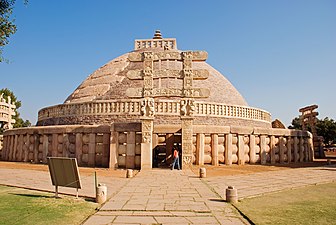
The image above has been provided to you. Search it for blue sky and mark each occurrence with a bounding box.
[1,0,335,126]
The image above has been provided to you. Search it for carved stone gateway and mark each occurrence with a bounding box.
[0,94,16,130]
[127,31,210,168]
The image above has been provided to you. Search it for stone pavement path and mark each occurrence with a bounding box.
[204,165,336,200]
[83,169,248,225]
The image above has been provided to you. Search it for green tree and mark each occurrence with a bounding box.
[0,0,17,62]
[0,0,27,62]
[0,88,31,133]
[288,117,301,130]
[289,116,336,146]
[316,117,336,146]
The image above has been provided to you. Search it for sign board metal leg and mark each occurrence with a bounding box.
[55,185,58,198]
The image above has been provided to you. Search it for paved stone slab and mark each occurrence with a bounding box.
[204,165,336,200]
[93,169,247,224]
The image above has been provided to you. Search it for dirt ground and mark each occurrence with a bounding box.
[0,161,129,178]
[0,160,333,178]
[190,160,333,177]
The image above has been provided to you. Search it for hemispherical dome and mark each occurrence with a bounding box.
[37,32,271,128]
[64,51,248,107]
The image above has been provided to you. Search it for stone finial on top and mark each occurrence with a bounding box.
[153,30,162,39]
[134,30,177,50]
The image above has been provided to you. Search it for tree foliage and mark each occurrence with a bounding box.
[0,0,27,62]
[316,117,336,146]
[0,0,17,62]
[288,117,301,130]
[0,88,31,133]
[289,116,336,146]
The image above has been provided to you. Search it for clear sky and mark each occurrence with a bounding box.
[1,0,335,126]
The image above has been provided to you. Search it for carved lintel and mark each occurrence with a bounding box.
[126,88,210,98]
[182,51,193,60]
[183,88,210,98]
[128,51,208,62]
[127,69,209,80]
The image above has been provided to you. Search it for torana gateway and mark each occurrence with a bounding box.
[1,31,314,169]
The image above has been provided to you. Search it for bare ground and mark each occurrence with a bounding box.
[0,159,333,178]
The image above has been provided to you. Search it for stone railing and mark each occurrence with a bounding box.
[1,124,313,169]
[134,38,177,50]
[191,126,313,165]
[38,100,143,121]
[38,100,271,123]
[194,102,271,122]
[1,125,111,167]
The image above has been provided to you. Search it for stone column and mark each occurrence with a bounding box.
[238,135,245,165]
[17,134,24,162]
[102,133,110,167]
[225,133,232,165]
[141,118,153,169]
[181,117,193,168]
[33,134,39,163]
[75,133,83,166]
[109,124,118,169]
[299,137,304,162]
[293,136,299,163]
[2,135,8,160]
[307,133,314,161]
[52,133,58,157]
[13,135,18,161]
[211,134,219,166]
[270,136,276,164]
[24,134,30,162]
[260,135,267,165]
[249,134,256,164]
[304,137,309,162]
[8,135,14,161]
[279,137,285,164]
[126,132,136,169]
[62,134,70,158]
[196,133,205,166]
[88,133,96,167]
[42,135,48,164]
[287,137,292,163]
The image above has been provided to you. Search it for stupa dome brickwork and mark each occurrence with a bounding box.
[37,32,271,128]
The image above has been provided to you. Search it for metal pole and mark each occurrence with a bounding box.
[55,185,58,198]
[94,171,98,197]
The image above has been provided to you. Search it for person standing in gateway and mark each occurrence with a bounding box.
[171,146,180,170]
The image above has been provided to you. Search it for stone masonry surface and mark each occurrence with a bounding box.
[83,169,248,225]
